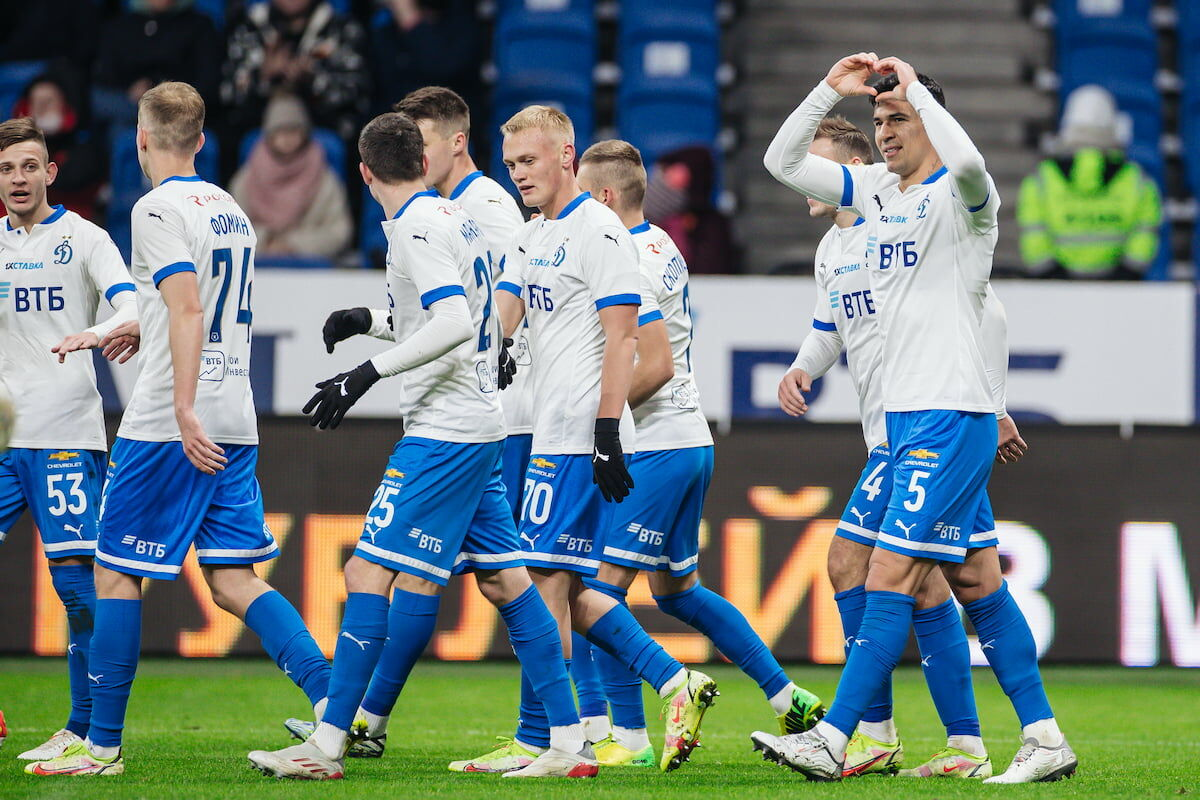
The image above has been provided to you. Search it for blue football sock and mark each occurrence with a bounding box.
[503,585,579,734]
[580,580,644,729]
[86,598,142,748]
[570,633,608,718]
[914,598,980,736]
[823,591,915,737]
[50,564,96,737]
[322,592,389,732]
[244,590,330,707]
[655,582,790,700]
[963,581,1054,727]
[583,599,681,694]
[360,589,440,717]
[834,585,893,723]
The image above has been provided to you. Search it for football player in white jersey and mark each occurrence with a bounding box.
[776,116,1028,779]
[572,139,827,767]
[752,55,1074,784]
[27,82,330,778]
[248,112,592,780]
[0,117,138,762]
[452,106,716,775]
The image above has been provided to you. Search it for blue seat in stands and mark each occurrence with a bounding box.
[493,7,596,80]
[616,78,718,170]
[618,4,718,88]
[0,60,47,117]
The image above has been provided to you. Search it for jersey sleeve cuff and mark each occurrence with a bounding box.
[839,165,854,208]
[966,191,991,213]
[637,310,663,326]
[496,280,522,298]
[419,284,467,309]
[812,318,837,332]
[152,262,195,287]
[105,282,136,302]
[595,293,640,310]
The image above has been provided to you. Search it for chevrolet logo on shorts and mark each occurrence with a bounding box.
[108,460,117,468]
[531,458,557,469]
[385,468,405,479]
[907,449,940,459]
[49,451,81,461]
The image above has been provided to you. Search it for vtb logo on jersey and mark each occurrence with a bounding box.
[53,236,73,264]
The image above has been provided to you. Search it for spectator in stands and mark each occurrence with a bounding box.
[644,144,740,273]
[229,93,351,261]
[221,0,369,148]
[12,67,105,222]
[92,0,222,128]
[1018,85,1161,279]
[368,0,484,117]
[0,0,99,76]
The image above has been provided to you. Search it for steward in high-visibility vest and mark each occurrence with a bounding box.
[1018,148,1160,279]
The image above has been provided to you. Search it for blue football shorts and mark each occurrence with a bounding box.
[0,448,105,558]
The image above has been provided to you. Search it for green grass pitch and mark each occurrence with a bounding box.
[0,658,1195,799]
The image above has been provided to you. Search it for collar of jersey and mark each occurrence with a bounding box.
[393,189,439,219]
[5,204,66,231]
[161,175,203,184]
[449,170,484,200]
[628,220,651,234]
[921,166,948,185]
[547,192,590,221]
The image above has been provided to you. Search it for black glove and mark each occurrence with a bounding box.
[498,337,518,390]
[322,307,372,354]
[592,417,634,502]
[302,361,380,429]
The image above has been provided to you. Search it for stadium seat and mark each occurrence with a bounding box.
[106,127,220,260]
[493,0,594,18]
[237,128,347,178]
[616,78,718,170]
[618,4,719,87]
[493,6,596,79]
[1056,21,1157,93]
[1052,0,1151,28]
[490,72,595,194]
[0,60,47,118]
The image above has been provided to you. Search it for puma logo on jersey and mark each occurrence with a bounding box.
[340,632,371,650]
[854,638,869,647]
[63,523,84,538]
[147,212,165,222]
[88,673,103,684]
[873,194,883,210]
[894,519,915,538]
[602,233,620,245]
[363,524,380,544]
[68,643,78,655]
[487,198,503,205]
[921,655,932,667]
[849,507,870,527]
[980,639,996,650]
[519,531,540,548]
[412,232,430,243]
[334,377,351,396]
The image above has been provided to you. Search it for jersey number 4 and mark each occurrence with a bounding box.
[210,247,253,343]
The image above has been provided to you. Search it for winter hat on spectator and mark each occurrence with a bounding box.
[1059,85,1121,151]
[264,93,311,136]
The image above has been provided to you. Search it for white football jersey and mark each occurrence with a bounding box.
[497,193,641,455]
[0,207,134,450]
[118,177,258,444]
[629,222,712,450]
[449,170,533,435]
[842,163,1000,413]
[381,189,505,443]
[803,218,885,450]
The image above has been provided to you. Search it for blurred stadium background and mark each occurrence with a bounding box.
[1,0,1198,672]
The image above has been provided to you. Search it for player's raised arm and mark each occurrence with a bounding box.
[763,53,877,210]
[875,56,992,222]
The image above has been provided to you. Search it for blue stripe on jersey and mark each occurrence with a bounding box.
[813,318,837,332]
[637,310,663,326]
[556,192,590,220]
[449,171,484,200]
[152,261,196,287]
[105,282,136,302]
[496,280,522,298]
[922,166,948,184]
[628,221,651,234]
[419,284,467,309]
[42,205,67,225]
[595,293,640,310]
[966,191,990,213]
[394,189,439,219]
[160,175,203,184]
[839,166,853,208]
[852,216,866,227]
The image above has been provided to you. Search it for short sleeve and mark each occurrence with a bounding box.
[582,224,641,310]
[636,267,662,327]
[131,197,194,288]
[84,226,136,306]
[390,219,467,309]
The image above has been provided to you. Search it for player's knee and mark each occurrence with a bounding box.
[595,562,638,592]
[827,537,871,591]
[391,570,441,598]
[342,555,396,595]
[647,570,698,599]
[914,568,954,609]
[472,567,530,606]
[47,555,92,568]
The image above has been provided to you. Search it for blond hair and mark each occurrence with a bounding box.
[500,105,574,145]
[815,115,873,164]
[138,81,205,155]
[579,139,646,211]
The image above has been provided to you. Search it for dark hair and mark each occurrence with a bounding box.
[358,112,425,183]
[815,115,873,164]
[393,86,470,138]
[870,73,946,108]
[0,117,48,158]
